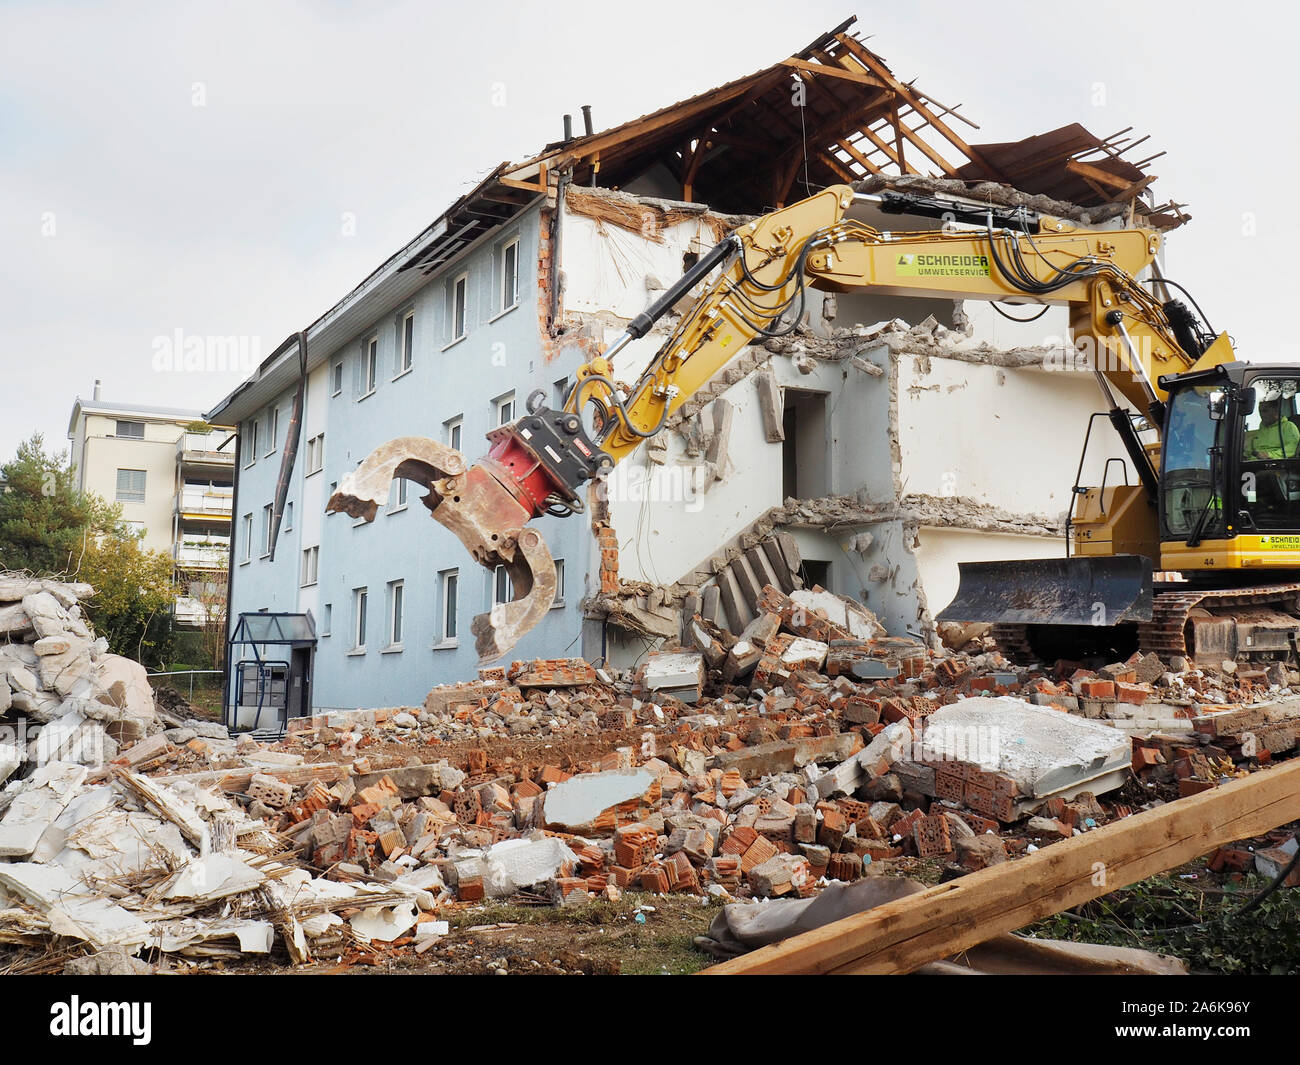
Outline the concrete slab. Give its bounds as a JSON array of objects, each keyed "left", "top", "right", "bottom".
[
  {"left": 0, "top": 862, "right": 148, "bottom": 949},
  {"left": 916, "top": 697, "right": 1129, "bottom": 799},
  {"left": 0, "top": 761, "right": 87, "bottom": 858}
]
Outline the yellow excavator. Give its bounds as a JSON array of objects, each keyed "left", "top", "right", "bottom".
[{"left": 328, "top": 183, "right": 1300, "bottom": 667}]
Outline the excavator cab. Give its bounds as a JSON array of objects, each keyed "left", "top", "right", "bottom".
[{"left": 1160, "top": 365, "right": 1300, "bottom": 549}]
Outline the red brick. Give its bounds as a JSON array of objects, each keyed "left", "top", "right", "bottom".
[{"left": 1077, "top": 679, "right": 1115, "bottom": 699}]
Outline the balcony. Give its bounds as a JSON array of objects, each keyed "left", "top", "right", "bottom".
[
  {"left": 178, "top": 431, "right": 236, "bottom": 470},
  {"left": 175, "top": 541, "right": 230, "bottom": 569},
  {"left": 174, "top": 595, "right": 220, "bottom": 628},
  {"left": 177, "top": 485, "right": 234, "bottom": 519}
]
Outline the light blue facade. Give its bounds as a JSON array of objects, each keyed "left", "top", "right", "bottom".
[{"left": 221, "top": 202, "right": 598, "bottom": 711}]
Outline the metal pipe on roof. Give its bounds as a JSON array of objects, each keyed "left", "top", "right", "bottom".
[
  {"left": 563, "top": 113, "right": 573, "bottom": 141},
  {"left": 581, "top": 105, "right": 593, "bottom": 136}
]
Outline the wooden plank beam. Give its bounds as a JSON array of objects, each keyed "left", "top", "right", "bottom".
[
  {"left": 702, "top": 757, "right": 1300, "bottom": 975},
  {"left": 1064, "top": 157, "right": 1146, "bottom": 192},
  {"left": 818, "top": 149, "right": 857, "bottom": 183},
  {"left": 835, "top": 139, "right": 882, "bottom": 175},
  {"left": 781, "top": 56, "right": 887, "bottom": 89}
]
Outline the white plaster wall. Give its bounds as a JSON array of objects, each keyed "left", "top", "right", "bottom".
[
  {"left": 912, "top": 526, "right": 1064, "bottom": 621},
  {"left": 608, "top": 372, "right": 785, "bottom": 584},
  {"left": 562, "top": 212, "right": 720, "bottom": 323},
  {"left": 896, "top": 354, "right": 1132, "bottom": 517},
  {"left": 77, "top": 413, "right": 185, "bottom": 553}
]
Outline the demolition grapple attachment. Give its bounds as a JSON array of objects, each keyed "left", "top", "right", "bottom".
[{"left": 327, "top": 399, "right": 612, "bottom": 662}]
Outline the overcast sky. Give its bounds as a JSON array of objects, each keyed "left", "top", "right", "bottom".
[{"left": 0, "top": 0, "right": 1286, "bottom": 460}]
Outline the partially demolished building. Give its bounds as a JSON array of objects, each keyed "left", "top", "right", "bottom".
[{"left": 209, "top": 18, "right": 1182, "bottom": 714}]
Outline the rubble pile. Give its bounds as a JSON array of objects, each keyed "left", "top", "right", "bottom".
[
  {"left": 3, "top": 575, "right": 1299, "bottom": 970},
  {"left": 0, "top": 575, "right": 162, "bottom": 785}
]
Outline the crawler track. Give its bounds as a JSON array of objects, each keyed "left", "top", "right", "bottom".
[{"left": 993, "top": 583, "right": 1300, "bottom": 663}]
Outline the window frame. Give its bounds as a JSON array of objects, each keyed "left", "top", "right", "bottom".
[
  {"left": 352, "top": 587, "right": 368, "bottom": 652},
  {"left": 265, "top": 406, "right": 279, "bottom": 456},
  {"left": 300, "top": 545, "right": 319, "bottom": 587},
  {"left": 241, "top": 513, "right": 253, "bottom": 563},
  {"left": 437, "top": 569, "right": 458, "bottom": 646},
  {"left": 552, "top": 558, "right": 565, "bottom": 609},
  {"left": 305, "top": 433, "right": 324, "bottom": 476},
  {"left": 492, "top": 564, "right": 513, "bottom": 607},
  {"left": 495, "top": 392, "right": 515, "bottom": 427},
  {"left": 261, "top": 503, "right": 274, "bottom": 557},
  {"left": 386, "top": 579, "right": 405, "bottom": 649},
  {"left": 450, "top": 273, "right": 468, "bottom": 342},
  {"left": 115, "top": 420, "right": 145, "bottom": 440},
  {"left": 445, "top": 416, "right": 463, "bottom": 453},
  {"left": 397, "top": 310, "right": 415, "bottom": 376},
  {"left": 244, "top": 420, "right": 259, "bottom": 467},
  {"left": 115, "top": 468, "right": 146, "bottom": 505},
  {"left": 389, "top": 477, "right": 408, "bottom": 512},
  {"left": 499, "top": 237, "right": 519, "bottom": 312},
  {"left": 331, "top": 361, "right": 344, "bottom": 396},
  {"left": 361, "top": 336, "right": 378, "bottom": 398}
]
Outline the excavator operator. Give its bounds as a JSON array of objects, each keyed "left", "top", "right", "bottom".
[{"left": 1245, "top": 399, "right": 1300, "bottom": 459}]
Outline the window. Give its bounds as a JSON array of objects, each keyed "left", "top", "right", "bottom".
[
  {"left": 397, "top": 311, "right": 414, "bottom": 374},
  {"left": 115, "top": 420, "right": 144, "bottom": 440},
  {"left": 321, "top": 603, "right": 332, "bottom": 637},
  {"left": 387, "top": 580, "right": 404, "bottom": 647},
  {"left": 451, "top": 274, "right": 467, "bottom": 341},
  {"left": 439, "top": 569, "right": 458, "bottom": 644},
  {"left": 1234, "top": 376, "right": 1300, "bottom": 534},
  {"left": 245, "top": 420, "right": 259, "bottom": 465},
  {"left": 500, "top": 238, "right": 519, "bottom": 311},
  {"left": 352, "top": 587, "right": 368, "bottom": 650},
  {"left": 390, "top": 477, "right": 408, "bottom": 510},
  {"left": 495, "top": 392, "right": 515, "bottom": 427},
  {"left": 362, "top": 337, "right": 378, "bottom": 396},
  {"left": 284, "top": 502, "right": 293, "bottom": 531},
  {"left": 306, "top": 434, "right": 324, "bottom": 475},
  {"left": 266, "top": 406, "right": 279, "bottom": 455},
  {"left": 122, "top": 520, "right": 146, "bottom": 539},
  {"left": 301, "top": 545, "right": 318, "bottom": 586},
  {"left": 261, "top": 503, "right": 273, "bottom": 556},
  {"left": 332, "top": 361, "right": 343, "bottom": 396},
  {"left": 552, "top": 558, "right": 565, "bottom": 608},
  {"left": 553, "top": 378, "right": 569, "bottom": 410},
  {"left": 493, "top": 564, "right": 513, "bottom": 606},
  {"left": 115, "top": 468, "right": 146, "bottom": 504},
  {"left": 242, "top": 513, "right": 253, "bottom": 562},
  {"left": 445, "top": 416, "right": 462, "bottom": 452}
]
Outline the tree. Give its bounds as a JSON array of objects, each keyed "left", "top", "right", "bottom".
[
  {"left": 177, "top": 565, "right": 228, "bottom": 670},
  {"left": 0, "top": 434, "right": 117, "bottom": 575},
  {"left": 78, "top": 527, "right": 177, "bottom": 669}
]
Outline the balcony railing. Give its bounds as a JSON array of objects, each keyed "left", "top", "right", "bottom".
[
  {"left": 178, "top": 432, "right": 236, "bottom": 466},
  {"left": 175, "top": 543, "right": 229, "bottom": 568},
  {"left": 174, "top": 596, "right": 219, "bottom": 627},
  {"left": 178, "top": 487, "right": 233, "bottom": 515}
]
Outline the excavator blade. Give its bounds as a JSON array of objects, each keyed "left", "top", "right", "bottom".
[
  {"left": 326, "top": 436, "right": 556, "bottom": 663},
  {"left": 937, "top": 555, "right": 1154, "bottom": 627}
]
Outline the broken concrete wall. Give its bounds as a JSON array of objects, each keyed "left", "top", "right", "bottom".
[{"left": 894, "top": 344, "right": 1122, "bottom": 516}]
